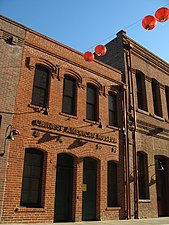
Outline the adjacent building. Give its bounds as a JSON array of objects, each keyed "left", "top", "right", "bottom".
[
  {"left": 0, "top": 15, "right": 169, "bottom": 223},
  {"left": 96, "top": 30, "right": 169, "bottom": 219}
]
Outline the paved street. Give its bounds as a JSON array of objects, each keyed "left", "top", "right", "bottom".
[{"left": 1, "top": 217, "right": 169, "bottom": 225}]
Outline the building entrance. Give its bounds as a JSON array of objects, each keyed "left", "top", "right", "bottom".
[
  {"left": 82, "top": 157, "right": 97, "bottom": 221},
  {"left": 54, "top": 153, "right": 74, "bottom": 222},
  {"left": 155, "top": 156, "right": 169, "bottom": 217}
]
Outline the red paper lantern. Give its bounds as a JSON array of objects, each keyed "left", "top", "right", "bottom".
[
  {"left": 142, "top": 15, "right": 157, "bottom": 30},
  {"left": 155, "top": 7, "right": 169, "bottom": 22},
  {"left": 95, "top": 45, "right": 107, "bottom": 56},
  {"left": 83, "top": 51, "right": 94, "bottom": 62}
]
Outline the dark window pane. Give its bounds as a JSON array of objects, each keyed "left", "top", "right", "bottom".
[
  {"left": 32, "top": 87, "right": 45, "bottom": 107},
  {"left": 33, "top": 69, "right": 48, "bottom": 88},
  {"left": 23, "top": 165, "right": 31, "bottom": 177},
  {"left": 137, "top": 152, "right": 149, "bottom": 199},
  {"left": 32, "top": 65, "right": 49, "bottom": 107},
  {"left": 86, "top": 85, "right": 98, "bottom": 121},
  {"left": 136, "top": 71, "right": 148, "bottom": 111},
  {"left": 86, "top": 104, "right": 95, "bottom": 121},
  {"left": 31, "top": 179, "right": 40, "bottom": 190},
  {"left": 109, "top": 111, "right": 116, "bottom": 126},
  {"left": 108, "top": 161, "right": 118, "bottom": 207},
  {"left": 62, "top": 76, "right": 76, "bottom": 115},
  {"left": 165, "top": 86, "right": 169, "bottom": 119},
  {"left": 62, "top": 96, "right": 73, "bottom": 115},
  {"left": 22, "top": 178, "right": 30, "bottom": 190},
  {"left": 0, "top": 115, "right": 2, "bottom": 129},
  {"left": 152, "top": 79, "right": 162, "bottom": 117},
  {"left": 20, "top": 149, "right": 44, "bottom": 208},
  {"left": 108, "top": 93, "right": 117, "bottom": 126},
  {"left": 64, "top": 78, "right": 74, "bottom": 97},
  {"left": 87, "top": 87, "right": 96, "bottom": 104}
]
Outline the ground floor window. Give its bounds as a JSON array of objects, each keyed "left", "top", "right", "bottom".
[
  {"left": 107, "top": 161, "right": 118, "bottom": 207},
  {"left": 20, "top": 148, "right": 44, "bottom": 207},
  {"left": 137, "top": 151, "right": 150, "bottom": 199}
]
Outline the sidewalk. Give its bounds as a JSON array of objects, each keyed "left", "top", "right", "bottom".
[
  {"left": 57, "top": 217, "right": 169, "bottom": 225},
  {"left": 1, "top": 217, "right": 169, "bottom": 225}
]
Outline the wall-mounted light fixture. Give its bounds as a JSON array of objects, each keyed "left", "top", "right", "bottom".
[
  {"left": 0, "top": 124, "right": 20, "bottom": 156},
  {"left": 56, "top": 135, "right": 62, "bottom": 143},
  {"left": 42, "top": 107, "right": 49, "bottom": 115}
]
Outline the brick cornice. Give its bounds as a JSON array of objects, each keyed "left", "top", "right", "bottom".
[
  {"left": 25, "top": 41, "right": 123, "bottom": 86},
  {"left": 123, "top": 36, "right": 169, "bottom": 75}
]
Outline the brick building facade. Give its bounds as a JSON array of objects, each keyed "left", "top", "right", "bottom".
[
  {"left": 97, "top": 30, "right": 169, "bottom": 219},
  {"left": 0, "top": 15, "right": 169, "bottom": 223}
]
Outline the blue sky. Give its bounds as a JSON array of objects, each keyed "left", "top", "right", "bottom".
[{"left": 0, "top": 0, "right": 169, "bottom": 63}]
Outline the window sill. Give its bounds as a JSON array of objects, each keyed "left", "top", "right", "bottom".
[
  {"left": 83, "top": 118, "right": 98, "bottom": 125},
  {"left": 137, "top": 108, "right": 149, "bottom": 116},
  {"left": 28, "top": 103, "right": 46, "bottom": 112},
  {"left": 139, "top": 199, "right": 151, "bottom": 203},
  {"left": 15, "top": 207, "right": 45, "bottom": 212},
  {"left": 59, "top": 112, "right": 78, "bottom": 120},
  {"left": 106, "top": 125, "right": 120, "bottom": 131},
  {"left": 106, "top": 207, "right": 121, "bottom": 211},
  {"left": 149, "top": 113, "right": 164, "bottom": 121}
]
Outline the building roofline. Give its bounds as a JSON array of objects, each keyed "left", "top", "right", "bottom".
[
  {"left": 0, "top": 15, "right": 122, "bottom": 75},
  {"left": 116, "top": 30, "right": 169, "bottom": 73}
]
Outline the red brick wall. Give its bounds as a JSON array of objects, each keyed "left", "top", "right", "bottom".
[
  {"left": 97, "top": 30, "right": 169, "bottom": 219},
  {"left": 1, "top": 16, "right": 124, "bottom": 223}
]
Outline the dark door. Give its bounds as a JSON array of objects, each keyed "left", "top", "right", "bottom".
[
  {"left": 82, "top": 157, "right": 97, "bottom": 221},
  {"left": 54, "top": 153, "right": 74, "bottom": 222},
  {"left": 155, "top": 157, "right": 169, "bottom": 216}
]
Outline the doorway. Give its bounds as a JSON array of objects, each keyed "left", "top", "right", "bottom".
[
  {"left": 82, "top": 157, "right": 97, "bottom": 221},
  {"left": 54, "top": 153, "right": 74, "bottom": 222},
  {"left": 155, "top": 156, "right": 169, "bottom": 216}
]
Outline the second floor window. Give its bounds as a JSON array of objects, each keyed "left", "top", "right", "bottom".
[
  {"left": 152, "top": 79, "right": 162, "bottom": 117},
  {"left": 136, "top": 71, "right": 148, "bottom": 111},
  {"left": 62, "top": 75, "right": 76, "bottom": 115},
  {"left": 86, "top": 84, "right": 98, "bottom": 121},
  {"left": 165, "top": 86, "right": 169, "bottom": 119},
  {"left": 32, "top": 65, "right": 50, "bottom": 107},
  {"left": 108, "top": 92, "right": 117, "bottom": 126}
]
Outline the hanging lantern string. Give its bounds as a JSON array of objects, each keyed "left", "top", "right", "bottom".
[
  {"left": 57, "top": 3, "right": 169, "bottom": 65},
  {"left": 83, "top": 3, "right": 169, "bottom": 52}
]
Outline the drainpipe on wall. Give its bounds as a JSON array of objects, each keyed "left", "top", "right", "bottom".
[
  {"left": 124, "top": 41, "right": 139, "bottom": 219},
  {"left": 122, "top": 83, "right": 131, "bottom": 219}
]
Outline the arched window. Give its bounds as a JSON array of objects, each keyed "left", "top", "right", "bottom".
[
  {"left": 62, "top": 75, "right": 76, "bottom": 115},
  {"left": 152, "top": 79, "right": 162, "bottom": 117},
  {"left": 137, "top": 152, "right": 150, "bottom": 199},
  {"left": 32, "top": 65, "right": 50, "bottom": 107},
  {"left": 86, "top": 84, "right": 98, "bottom": 121},
  {"left": 20, "top": 148, "right": 44, "bottom": 207},
  {"left": 165, "top": 86, "right": 169, "bottom": 119},
  {"left": 108, "top": 92, "right": 117, "bottom": 126},
  {"left": 107, "top": 161, "right": 118, "bottom": 207},
  {"left": 136, "top": 71, "right": 148, "bottom": 111}
]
